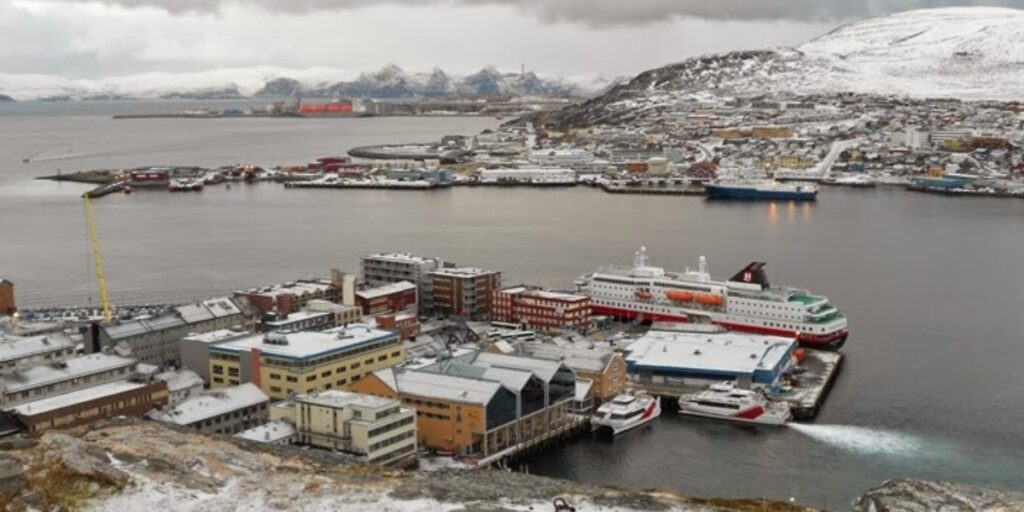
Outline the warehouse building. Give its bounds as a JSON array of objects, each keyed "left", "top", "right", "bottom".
[{"left": 13, "top": 380, "right": 169, "bottom": 436}]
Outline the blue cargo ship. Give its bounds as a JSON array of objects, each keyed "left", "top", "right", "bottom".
[{"left": 705, "top": 180, "right": 818, "bottom": 201}]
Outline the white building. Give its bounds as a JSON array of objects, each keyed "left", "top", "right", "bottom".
[
  {"left": 154, "top": 369, "right": 204, "bottom": 406},
  {"left": 477, "top": 168, "right": 576, "bottom": 185},
  {"left": 528, "top": 149, "right": 595, "bottom": 168}
]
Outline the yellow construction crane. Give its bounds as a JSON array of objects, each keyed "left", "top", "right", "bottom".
[{"left": 82, "top": 193, "right": 112, "bottom": 323}]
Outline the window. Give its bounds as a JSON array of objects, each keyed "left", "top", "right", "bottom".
[
  {"left": 269, "top": 373, "right": 281, "bottom": 381},
  {"left": 286, "top": 376, "right": 298, "bottom": 383},
  {"left": 270, "top": 386, "right": 282, "bottom": 393},
  {"left": 212, "top": 365, "right": 224, "bottom": 374},
  {"left": 306, "top": 375, "right": 316, "bottom": 382}
]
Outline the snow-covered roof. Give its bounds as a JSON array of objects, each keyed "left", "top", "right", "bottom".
[
  {"left": 298, "top": 390, "right": 397, "bottom": 410},
  {"left": 174, "top": 297, "right": 242, "bottom": 324},
  {"left": 11, "top": 380, "right": 148, "bottom": 416},
  {"left": 356, "top": 281, "right": 417, "bottom": 300},
  {"left": 624, "top": 330, "right": 794, "bottom": 375},
  {"left": 154, "top": 369, "right": 204, "bottom": 393},
  {"left": 520, "top": 343, "right": 613, "bottom": 373},
  {"left": 181, "top": 329, "right": 250, "bottom": 345},
  {"left": 214, "top": 324, "right": 396, "bottom": 361},
  {"left": 103, "top": 315, "right": 187, "bottom": 341},
  {"left": 470, "top": 352, "right": 564, "bottom": 383},
  {"left": 149, "top": 383, "right": 268, "bottom": 426},
  {"left": 0, "top": 333, "right": 74, "bottom": 363},
  {"left": 363, "top": 252, "right": 437, "bottom": 265},
  {"left": 429, "top": 267, "right": 497, "bottom": 278},
  {"left": 1, "top": 353, "right": 136, "bottom": 393},
  {"left": 235, "top": 420, "right": 296, "bottom": 444},
  {"left": 376, "top": 368, "right": 502, "bottom": 406}
]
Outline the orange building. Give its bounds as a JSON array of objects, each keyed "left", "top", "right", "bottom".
[
  {"left": 0, "top": 279, "right": 13, "bottom": 316},
  {"left": 353, "top": 351, "right": 576, "bottom": 457}
]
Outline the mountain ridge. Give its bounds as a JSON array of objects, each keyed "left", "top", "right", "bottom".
[
  {"left": 533, "top": 7, "right": 1024, "bottom": 128},
  {"left": 0, "top": 64, "right": 616, "bottom": 101}
]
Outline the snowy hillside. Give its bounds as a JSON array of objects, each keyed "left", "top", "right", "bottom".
[
  {"left": 0, "top": 64, "right": 607, "bottom": 101},
  {"left": 796, "top": 7, "right": 1024, "bottom": 99},
  {"left": 539, "top": 7, "right": 1024, "bottom": 127}
]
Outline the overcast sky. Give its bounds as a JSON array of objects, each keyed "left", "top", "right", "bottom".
[{"left": 1, "top": 0, "right": 1019, "bottom": 78}]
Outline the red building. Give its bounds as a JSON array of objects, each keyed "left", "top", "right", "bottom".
[
  {"left": 428, "top": 268, "right": 501, "bottom": 320},
  {"left": 298, "top": 100, "right": 354, "bottom": 116},
  {"left": 234, "top": 280, "right": 338, "bottom": 315},
  {"left": 376, "top": 312, "right": 420, "bottom": 340},
  {"left": 0, "top": 279, "right": 13, "bottom": 316},
  {"left": 493, "top": 287, "right": 591, "bottom": 332},
  {"left": 128, "top": 168, "right": 170, "bottom": 187},
  {"left": 356, "top": 281, "right": 418, "bottom": 316}
]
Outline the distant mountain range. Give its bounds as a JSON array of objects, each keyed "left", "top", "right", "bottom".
[
  {"left": 537, "top": 7, "right": 1024, "bottom": 128},
  {"left": 0, "top": 65, "right": 618, "bottom": 102}
]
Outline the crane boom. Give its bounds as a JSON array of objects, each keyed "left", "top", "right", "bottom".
[{"left": 82, "top": 194, "right": 112, "bottom": 323}]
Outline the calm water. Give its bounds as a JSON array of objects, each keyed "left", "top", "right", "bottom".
[{"left": 2, "top": 101, "right": 1023, "bottom": 508}]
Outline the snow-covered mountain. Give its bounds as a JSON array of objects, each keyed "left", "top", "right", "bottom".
[
  {"left": 539, "top": 7, "right": 1024, "bottom": 127},
  {"left": 0, "top": 64, "right": 608, "bottom": 101}
]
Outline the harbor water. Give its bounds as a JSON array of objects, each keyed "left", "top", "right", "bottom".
[{"left": 2, "top": 101, "right": 1024, "bottom": 507}]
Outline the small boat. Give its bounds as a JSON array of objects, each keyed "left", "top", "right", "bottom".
[
  {"left": 830, "top": 174, "right": 876, "bottom": 188},
  {"left": 591, "top": 391, "right": 661, "bottom": 435},
  {"left": 677, "top": 382, "right": 790, "bottom": 426}
]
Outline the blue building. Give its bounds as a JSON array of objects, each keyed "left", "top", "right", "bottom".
[{"left": 624, "top": 330, "right": 796, "bottom": 386}]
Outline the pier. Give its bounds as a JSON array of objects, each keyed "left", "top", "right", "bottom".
[{"left": 629, "top": 348, "right": 843, "bottom": 421}]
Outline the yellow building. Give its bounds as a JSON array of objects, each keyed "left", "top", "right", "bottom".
[
  {"left": 274, "top": 390, "right": 417, "bottom": 465},
  {"left": 208, "top": 324, "right": 404, "bottom": 401}
]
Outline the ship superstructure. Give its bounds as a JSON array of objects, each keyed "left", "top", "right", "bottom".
[{"left": 576, "top": 247, "right": 848, "bottom": 349}]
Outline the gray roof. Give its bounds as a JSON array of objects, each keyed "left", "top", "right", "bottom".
[
  {"left": 148, "top": 383, "right": 268, "bottom": 426},
  {"left": 377, "top": 367, "right": 502, "bottom": 406},
  {"left": 103, "top": 314, "right": 187, "bottom": 341},
  {"left": 175, "top": 297, "right": 243, "bottom": 324},
  {"left": 0, "top": 333, "right": 74, "bottom": 363},
  {"left": 520, "top": 343, "right": 614, "bottom": 373},
  {"left": 1, "top": 353, "right": 136, "bottom": 393},
  {"left": 470, "top": 352, "right": 565, "bottom": 383}
]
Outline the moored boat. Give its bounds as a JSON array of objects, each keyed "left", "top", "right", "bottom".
[
  {"left": 677, "top": 382, "right": 791, "bottom": 426},
  {"left": 591, "top": 391, "right": 661, "bottom": 436},
  {"left": 705, "top": 179, "right": 817, "bottom": 201},
  {"left": 576, "top": 247, "right": 849, "bottom": 350}
]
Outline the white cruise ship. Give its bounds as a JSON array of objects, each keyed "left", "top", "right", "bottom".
[{"left": 575, "top": 247, "right": 848, "bottom": 349}]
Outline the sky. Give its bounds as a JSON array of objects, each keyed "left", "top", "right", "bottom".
[{"left": 1, "top": 0, "right": 1020, "bottom": 79}]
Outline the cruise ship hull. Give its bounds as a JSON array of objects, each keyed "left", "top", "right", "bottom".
[
  {"left": 591, "top": 304, "right": 847, "bottom": 350},
  {"left": 705, "top": 184, "right": 817, "bottom": 201}
]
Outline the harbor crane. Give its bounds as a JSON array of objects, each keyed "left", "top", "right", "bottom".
[{"left": 82, "top": 193, "right": 112, "bottom": 323}]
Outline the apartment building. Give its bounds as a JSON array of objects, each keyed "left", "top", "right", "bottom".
[
  {"left": 427, "top": 268, "right": 501, "bottom": 320},
  {"left": 13, "top": 380, "right": 169, "bottom": 436},
  {"left": 0, "top": 353, "right": 137, "bottom": 407}
]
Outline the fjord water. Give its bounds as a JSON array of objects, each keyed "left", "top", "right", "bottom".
[{"left": 2, "top": 102, "right": 1023, "bottom": 507}]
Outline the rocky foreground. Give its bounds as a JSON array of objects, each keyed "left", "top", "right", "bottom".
[{"left": 0, "top": 419, "right": 1017, "bottom": 512}]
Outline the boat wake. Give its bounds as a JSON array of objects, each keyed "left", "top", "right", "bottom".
[{"left": 787, "top": 423, "right": 935, "bottom": 458}]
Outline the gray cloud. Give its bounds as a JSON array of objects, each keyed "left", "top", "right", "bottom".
[{"left": 42, "top": 0, "right": 1024, "bottom": 24}]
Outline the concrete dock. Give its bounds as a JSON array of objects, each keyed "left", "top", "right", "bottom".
[{"left": 631, "top": 348, "right": 843, "bottom": 421}]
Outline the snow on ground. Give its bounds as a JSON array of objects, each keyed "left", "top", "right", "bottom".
[{"left": 92, "top": 471, "right": 698, "bottom": 512}]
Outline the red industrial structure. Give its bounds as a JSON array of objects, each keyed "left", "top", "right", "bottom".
[{"left": 493, "top": 287, "right": 591, "bottom": 332}]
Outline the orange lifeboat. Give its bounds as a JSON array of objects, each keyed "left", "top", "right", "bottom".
[
  {"left": 695, "top": 293, "right": 724, "bottom": 307},
  {"left": 666, "top": 290, "right": 695, "bottom": 302}
]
